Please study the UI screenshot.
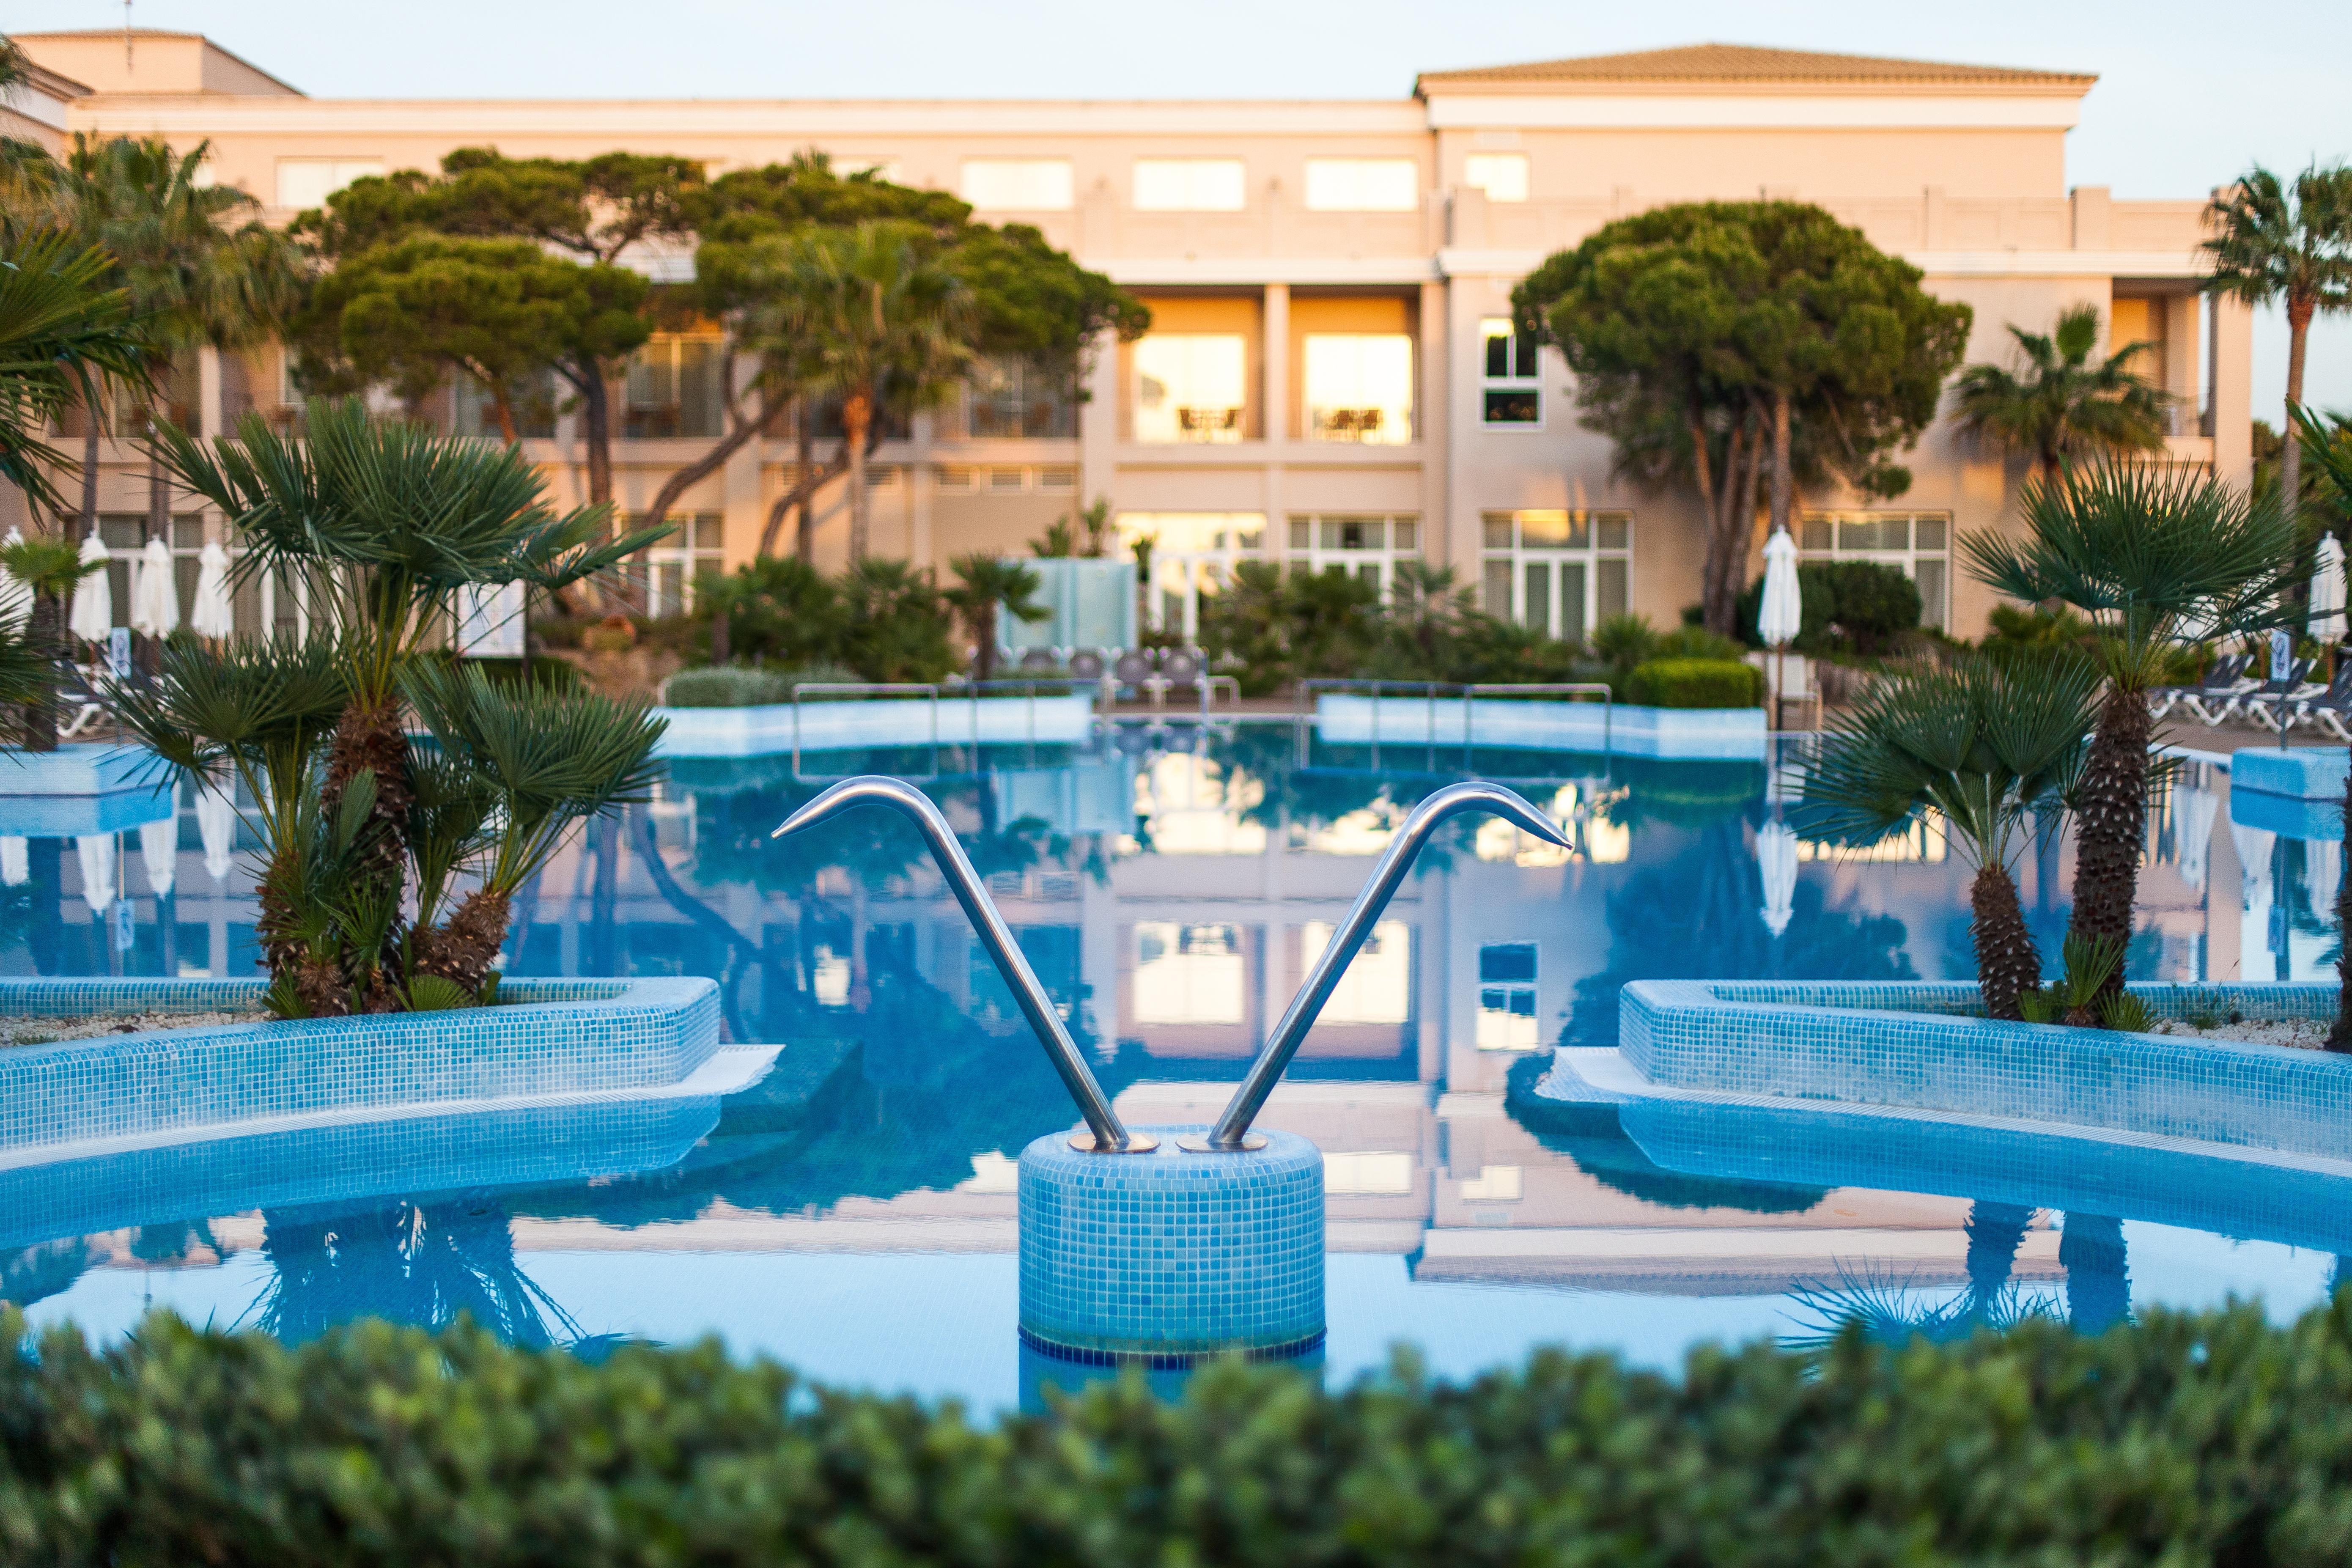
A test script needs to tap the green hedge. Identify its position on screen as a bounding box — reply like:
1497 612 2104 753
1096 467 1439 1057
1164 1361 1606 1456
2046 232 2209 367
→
664 662 864 707
1626 656 1765 708
15 1302 2352 1563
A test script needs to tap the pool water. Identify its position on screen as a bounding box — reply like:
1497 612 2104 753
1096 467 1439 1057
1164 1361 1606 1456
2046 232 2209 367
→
5 727 2343 1409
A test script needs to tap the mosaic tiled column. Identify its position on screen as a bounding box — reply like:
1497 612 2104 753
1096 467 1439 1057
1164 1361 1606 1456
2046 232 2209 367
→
1017 1126 1324 1364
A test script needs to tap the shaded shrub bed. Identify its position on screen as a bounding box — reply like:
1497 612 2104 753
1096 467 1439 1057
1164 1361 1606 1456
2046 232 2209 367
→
11 1300 2352 1563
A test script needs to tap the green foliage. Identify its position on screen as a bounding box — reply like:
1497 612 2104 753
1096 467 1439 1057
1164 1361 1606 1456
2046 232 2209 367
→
0 230 149 517
1953 303 2174 473
840 558 957 682
943 554 1047 684
1734 560 1921 654
663 663 864 707
1626 657 1763 708
24 1299 2352 1564
2017 936 2147 1029
1031 498 1112 559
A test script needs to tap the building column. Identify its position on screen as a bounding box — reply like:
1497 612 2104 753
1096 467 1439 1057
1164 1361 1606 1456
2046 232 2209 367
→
1078 326 1119 519
1418 278 1449 569
2210 294 2254 492
1262 283 1289 555
196 347 225 543
910 409 936 568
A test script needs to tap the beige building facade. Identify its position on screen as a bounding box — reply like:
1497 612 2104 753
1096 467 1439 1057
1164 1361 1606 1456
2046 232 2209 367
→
11 31 2245 640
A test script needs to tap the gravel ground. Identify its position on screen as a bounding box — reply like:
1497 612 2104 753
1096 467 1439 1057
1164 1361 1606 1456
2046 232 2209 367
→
2145 1016 2333 1050
0 1011 266 1048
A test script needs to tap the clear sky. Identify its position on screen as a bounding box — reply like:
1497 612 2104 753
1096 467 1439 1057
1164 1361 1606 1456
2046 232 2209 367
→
12 0 2352 411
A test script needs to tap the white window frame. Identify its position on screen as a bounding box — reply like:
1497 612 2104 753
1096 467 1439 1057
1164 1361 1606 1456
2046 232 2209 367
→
1119 511 1264 640
960 159 1074 211
1476 941 1541 1052
1462 153 1529 203
1302 158 1419 212
1479 318 1542 430
1132 158 1246 212
624 511 725 617
1479 510 1633 645
1797 511 1952 631
1287 514 1420 598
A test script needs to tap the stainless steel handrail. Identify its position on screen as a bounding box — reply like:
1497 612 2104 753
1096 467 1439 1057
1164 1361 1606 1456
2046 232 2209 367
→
1194 780 1569 1152
771 776 1155 1155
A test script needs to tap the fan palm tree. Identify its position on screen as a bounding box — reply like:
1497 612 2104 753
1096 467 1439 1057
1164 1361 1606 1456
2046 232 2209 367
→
944 553 1047 685
0 535 104 750
0 230 148 526
2204 163 2352 522
2296 406 2352 1051
1951 304 2173 478
778 220 976 562
1961 463 2294 1002
1799 655 2100 1019
43 134 303 542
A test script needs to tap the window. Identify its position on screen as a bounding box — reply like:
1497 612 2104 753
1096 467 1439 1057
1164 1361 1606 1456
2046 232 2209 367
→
960 159 1073 211
1480 318 1541 427
622 512 725 618
964 356 1076 438
988 467 1027 492
452 370 557 440
1287 514 1419 598
937 465 977 492
1300 919 1410 1023
274 158 384 210
1133 334 1247 444
1463 153 1529 203
1133 159 1246 212
831 156 903 184
1119 512 1263 638
1477 941 1540 1051
1132 922 1246 1024
1798 511 1952 630
1323 1151 1416 1195
623 335 724 438
1302 334 1414 445
1302 158 1419 212
1480 510 1633 645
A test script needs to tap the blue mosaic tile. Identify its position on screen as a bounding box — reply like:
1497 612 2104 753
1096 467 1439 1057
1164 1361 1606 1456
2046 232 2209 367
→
1618 978 2352 1162
1018 1126 1324 1359
0 977 722 1160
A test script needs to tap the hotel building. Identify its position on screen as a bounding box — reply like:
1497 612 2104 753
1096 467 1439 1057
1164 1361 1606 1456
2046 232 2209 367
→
7 31 2245 640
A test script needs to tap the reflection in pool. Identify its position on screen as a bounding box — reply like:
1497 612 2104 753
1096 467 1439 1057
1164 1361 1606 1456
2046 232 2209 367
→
4 727 2339 1409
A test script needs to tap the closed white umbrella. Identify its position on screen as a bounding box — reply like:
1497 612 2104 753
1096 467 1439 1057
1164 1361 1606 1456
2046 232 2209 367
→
138 816 177 899
1756 819 1799 937
2231 821 2275 911
0 838 25 887
196 783 237 882
76 832 115 916
131 535 180 637
0 527 30 625
2174 783 2219 895
2310 835 2342 922
1758 527 1804 648
66 533 111 645
2311 533 2348 643
190 540 234 639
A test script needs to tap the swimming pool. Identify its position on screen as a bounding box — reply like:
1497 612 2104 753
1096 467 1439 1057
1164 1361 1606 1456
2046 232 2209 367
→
4 725 2341 1409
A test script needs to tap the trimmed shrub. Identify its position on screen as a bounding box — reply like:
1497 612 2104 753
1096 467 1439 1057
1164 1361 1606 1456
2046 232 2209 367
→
1736 560 1921 654
663 662 864 707
1627 657 1765 708
15 1301 2352 1564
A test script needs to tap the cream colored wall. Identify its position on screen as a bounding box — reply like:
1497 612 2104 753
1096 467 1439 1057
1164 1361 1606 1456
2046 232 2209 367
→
15 33 298 97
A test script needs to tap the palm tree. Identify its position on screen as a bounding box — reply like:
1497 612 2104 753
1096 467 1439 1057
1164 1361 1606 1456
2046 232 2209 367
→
778 220 976 562
1799 655 2100 1019
944 554 1047 685
2203 164 2352 522
2296 406 2352 1051
0 535 103 750
0 230 147 526
1951 304 2173 478
1961 464 2294 1001
44 135 303 542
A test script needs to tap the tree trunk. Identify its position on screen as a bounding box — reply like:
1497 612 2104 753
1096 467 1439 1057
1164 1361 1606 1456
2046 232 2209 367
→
2283 293 2313 522
796 401 817 565
1971 860 2041 1021
22 593 60 752
2068 682 2152 1000
492 388 519 445
78 421 99 543
640 384 773 543
2331 756 2352 1051
576 359 615 509
843 389 873 564
1699 415 1752 637
1685 397 1728 634
411 886 512 995
973 607 997 685
1768 387 1794 540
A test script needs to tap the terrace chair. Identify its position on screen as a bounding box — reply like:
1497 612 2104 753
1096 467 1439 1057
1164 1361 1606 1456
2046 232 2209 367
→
1156 646 1205 712
2211 657 2311 730
2293 667 2352 741
2254 662 2351 734
54 661 108 740
1016 647 1059 674
2149 654 2247 722
2176 655 2264 726
1111 648 1155 706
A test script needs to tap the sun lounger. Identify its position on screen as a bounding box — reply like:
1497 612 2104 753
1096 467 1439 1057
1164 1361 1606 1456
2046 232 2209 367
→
2215 657 2312 729
2165 654 2254 725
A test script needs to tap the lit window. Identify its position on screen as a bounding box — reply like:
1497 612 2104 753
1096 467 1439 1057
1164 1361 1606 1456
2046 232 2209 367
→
1463 153 1529 203
1299 919 1411 1024
1479 511 1632 645
831 156 903 184
619 512 725 618
1133 335 1247 443
1798 511 1952 631
1476 941 1540 1051
1480 318 1541 427
1303 158 1419 212
1132 922 1246 1024
274 158 384 210
623 335 725 438
1324 1152 1416 1195
1118 512 1265 640
960 159 1074 211
1133 159 1246 212
1286 514 1419 597
1303 334 1414 445
1460 1165 1524 1201
964 357 1075 438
